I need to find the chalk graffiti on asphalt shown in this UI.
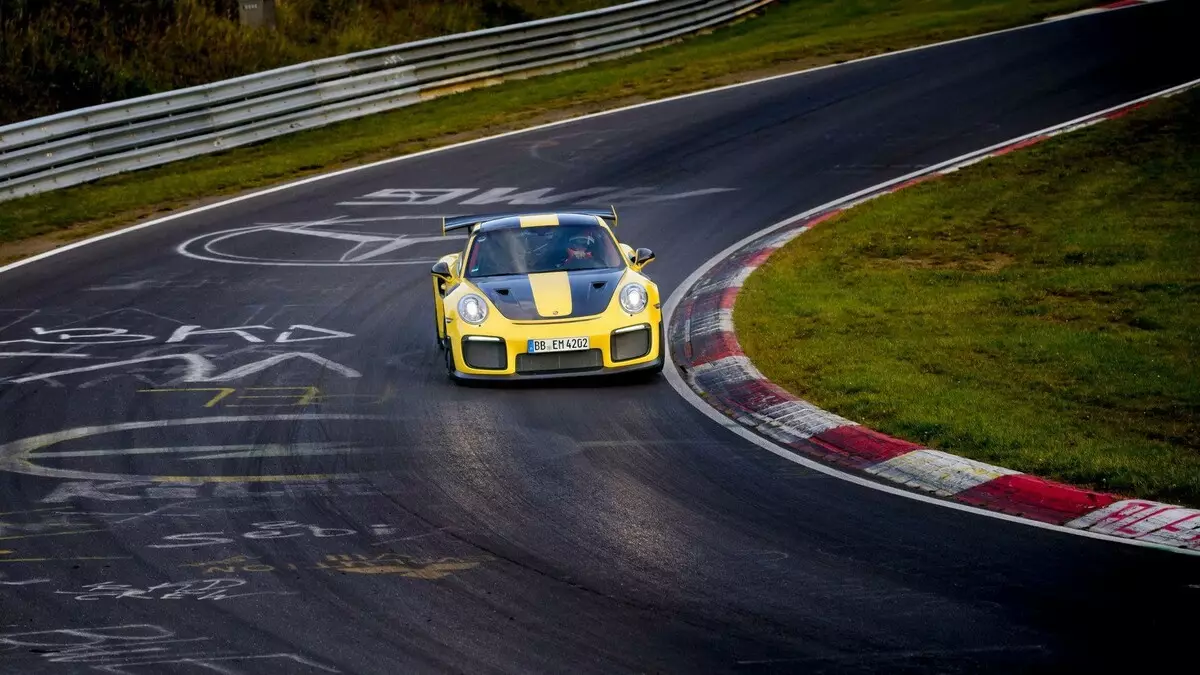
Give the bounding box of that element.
[0,327,154,346]
[149,521,357,549]
[0,502,263,535]
[38,479,384,503]
[1,350,362,386]
[0,323,353,347]
[0,571,51,585]
[0,415,385,483]
[138,384,395,408]
[81,274,366,293]
[0,309,360,385]
[176,186,739,267]
[54,577,294,602]
[336,186,738,206]
[0,508,97,537]
[183,551,489,580]
[0,623,339,672]
[176,216,459,267]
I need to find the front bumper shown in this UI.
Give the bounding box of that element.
[448,320,663,380]
[451,352,664,381]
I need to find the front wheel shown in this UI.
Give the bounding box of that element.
[444,343,459,381]
[635,358,664,382]
[647,325,666,375]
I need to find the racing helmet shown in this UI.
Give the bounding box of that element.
[565,231,596,259]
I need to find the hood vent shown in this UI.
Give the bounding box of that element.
[473,268,623,320]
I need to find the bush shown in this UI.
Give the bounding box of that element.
[0,0,619,124]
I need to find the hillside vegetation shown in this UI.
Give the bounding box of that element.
[0,0,619,124]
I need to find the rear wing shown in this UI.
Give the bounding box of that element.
[441,206,618,235]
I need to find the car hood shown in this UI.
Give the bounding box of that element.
[470,268,626,320]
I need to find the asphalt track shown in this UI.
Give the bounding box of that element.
[1,3,1198,673]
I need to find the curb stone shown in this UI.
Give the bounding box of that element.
[1043,0,1168,22]
[668,78,1200,552]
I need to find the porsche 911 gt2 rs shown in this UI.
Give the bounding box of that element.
[431,208,663,381]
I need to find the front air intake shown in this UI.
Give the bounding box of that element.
[461,338,507,370]
[611,325,651,362]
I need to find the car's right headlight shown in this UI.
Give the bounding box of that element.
[458,294,489,325]
[619,283,648,314]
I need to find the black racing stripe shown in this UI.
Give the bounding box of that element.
[471,269,624,320]
[566,269,623,318]
[473,275,540,320]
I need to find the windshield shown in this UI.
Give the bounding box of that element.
[465,223,625,277]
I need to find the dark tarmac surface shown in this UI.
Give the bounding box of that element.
[1,3,1197,673]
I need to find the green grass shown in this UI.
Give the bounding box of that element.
[736,89,1200,506]
[0,0,1095,259]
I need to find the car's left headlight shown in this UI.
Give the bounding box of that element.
[619,283,648,314]
[458,294,489,325]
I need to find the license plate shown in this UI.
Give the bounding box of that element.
[527,337,589,353]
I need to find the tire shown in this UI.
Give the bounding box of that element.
[444,343,460,382]
[633,358,664,383]
[647,323,666,375]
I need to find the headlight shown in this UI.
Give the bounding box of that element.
[619,283,648,314]
[457,294,489,325]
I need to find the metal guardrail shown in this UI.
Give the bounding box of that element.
[0,0,775,202]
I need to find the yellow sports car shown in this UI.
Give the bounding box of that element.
[431,208,663,381]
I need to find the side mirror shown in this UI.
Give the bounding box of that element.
[634,248,655,266]
[431,261,452,279]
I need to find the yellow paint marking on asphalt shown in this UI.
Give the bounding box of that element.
[138,386,392,409]
[314,384,396,405]
[0,550,11,555]
[227,386,320,407]
[336,562,482,579]
[0,529,102,541]
[139,387,237,407]
[519,214,559,228]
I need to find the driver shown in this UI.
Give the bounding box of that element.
[561,230,597,266]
